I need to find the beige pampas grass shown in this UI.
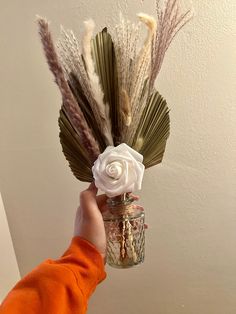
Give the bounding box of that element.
[37,16,101,162]
[137,13,157,52]
[125,13,157,144]
[120,89,132,126]
[133,137,144,151]
[112,13,141,113]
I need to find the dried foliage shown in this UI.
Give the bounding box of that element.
[149,0,193,90]
[133,90,170,168]
[37,17,100,164]
[37,0,192,182]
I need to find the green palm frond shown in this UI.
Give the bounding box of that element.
[132,90,170,168]
[91,28,120,144]
[59,109,93,182]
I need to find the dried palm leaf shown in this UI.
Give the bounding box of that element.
[91,28,120,144]
[132,90,170,168]
[82,20,113,146]
[59,108,93,181]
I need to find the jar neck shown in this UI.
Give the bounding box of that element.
[107,193,134,214]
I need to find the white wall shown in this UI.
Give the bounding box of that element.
[0,0,235,313]
[0,194,20,302]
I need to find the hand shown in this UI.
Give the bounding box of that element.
[74,182,107,259]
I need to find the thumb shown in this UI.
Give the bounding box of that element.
[80,182,99,218]
[87,181,98,193]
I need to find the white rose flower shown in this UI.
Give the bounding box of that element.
[92,143,145,197]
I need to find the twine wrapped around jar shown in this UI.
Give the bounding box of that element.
[102,193,145,268]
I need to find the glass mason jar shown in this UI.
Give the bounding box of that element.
[102,193,145,268]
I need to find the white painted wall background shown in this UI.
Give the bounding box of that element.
[0,0,235,313]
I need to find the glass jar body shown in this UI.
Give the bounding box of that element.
[102,195,145,268]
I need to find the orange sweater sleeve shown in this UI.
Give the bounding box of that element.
[0,237,106,314]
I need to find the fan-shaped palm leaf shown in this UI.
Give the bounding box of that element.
[132,90,170,168]
[59,108,93,182]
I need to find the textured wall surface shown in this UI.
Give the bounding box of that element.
[0,0,236,313]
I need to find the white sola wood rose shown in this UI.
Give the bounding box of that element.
[92,143,145,197]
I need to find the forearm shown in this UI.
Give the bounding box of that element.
[0,237,106,314]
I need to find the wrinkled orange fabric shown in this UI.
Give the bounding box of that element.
[0,237,106,314]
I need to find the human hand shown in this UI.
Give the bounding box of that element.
[74,183,147,261]
[74,182,107,259]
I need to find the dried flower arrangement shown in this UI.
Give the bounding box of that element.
[37,0,193,267]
